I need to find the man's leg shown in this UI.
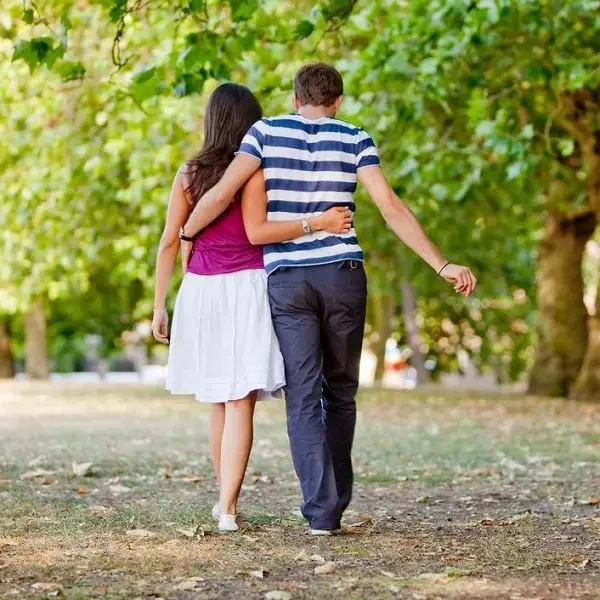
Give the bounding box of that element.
[268,268,339,531]
[319,261,367,516]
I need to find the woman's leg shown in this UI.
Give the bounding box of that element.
[209,403,226,486]
[219,393,257,515]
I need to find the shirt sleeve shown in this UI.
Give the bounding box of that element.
[356,129,380,169]
[237,119,268,162]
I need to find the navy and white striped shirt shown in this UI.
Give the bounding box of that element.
[238,114,380,275]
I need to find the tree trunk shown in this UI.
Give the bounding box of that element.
[0,318,14,378]
[370,293,395,383]
[401,281,430,384]
[528,207,595,396]
[24,299,50,380]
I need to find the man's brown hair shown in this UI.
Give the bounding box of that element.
[293,63,344,107]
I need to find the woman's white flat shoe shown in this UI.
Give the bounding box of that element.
[218,513,240,532]
[212,503,220,521]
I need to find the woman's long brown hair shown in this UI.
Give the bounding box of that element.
[185,83,263,208]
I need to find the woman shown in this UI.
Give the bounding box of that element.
[151,83,352,532]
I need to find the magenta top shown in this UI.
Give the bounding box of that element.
[183,169,264,276]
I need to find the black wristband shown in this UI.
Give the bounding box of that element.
[179,227,195,242]
[437,261,450,277]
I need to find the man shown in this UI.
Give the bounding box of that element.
[181,63,477,534]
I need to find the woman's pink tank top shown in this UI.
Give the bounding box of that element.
[183,168,264,276]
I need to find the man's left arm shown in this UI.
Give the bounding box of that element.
[357,165,477,297]
[182,153,260,237]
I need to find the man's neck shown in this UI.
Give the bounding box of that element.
[297,105,335,120]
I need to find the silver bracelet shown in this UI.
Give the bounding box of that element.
[153,308,166,312]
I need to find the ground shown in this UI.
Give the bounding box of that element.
[1,383,599,600]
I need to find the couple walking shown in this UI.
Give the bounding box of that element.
[152,63,476,534]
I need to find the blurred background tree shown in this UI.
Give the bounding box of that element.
[2,0,599,400]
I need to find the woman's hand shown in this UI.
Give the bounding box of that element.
[151,309,169,344]
[312,206,353,234]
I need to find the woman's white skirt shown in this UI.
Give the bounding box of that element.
[166,269,285,403]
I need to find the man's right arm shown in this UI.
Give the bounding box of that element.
[357,165,477,297]
[183,153,260,237]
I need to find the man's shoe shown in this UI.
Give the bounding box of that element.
[309,528,342,536]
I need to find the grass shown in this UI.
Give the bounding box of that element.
[1,382,600,599]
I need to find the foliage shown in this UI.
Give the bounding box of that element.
[7,0,600,381]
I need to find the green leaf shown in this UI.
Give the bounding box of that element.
[109,0,128,22]
[228,0,258,22]
[133,65,157,85]
[56,60,86,81]
[12,40,38,72]
[131,66,167,102]
[173,71,207,97]
[295,20,315,39]
[61,13,73,31]
[184,0,204,12]
[23,9,34,24]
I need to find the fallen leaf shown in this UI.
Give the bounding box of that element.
[347,518,372,528]
[31,583,60,592]
[173,577,204,591]
[176,528,195,538]
[310,554,325,564]
[294,550,310,562]
[88,505,115,516]
[109,484,131,494]
[76,486,88,495]
[380,570,396,578]
[126,529,156,538]
[250,569,268,579]
[587,496,599,505]
[480,518,495,526]
[571,558,591,570]
[72,462,93,477]
[314,562,336,575]
[417,572,447,581]
[20,469,55,481]
[176,524,204,538]
[265,592,291,600]
[416,495,430,504]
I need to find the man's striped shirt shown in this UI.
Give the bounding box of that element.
[238,114,380,275]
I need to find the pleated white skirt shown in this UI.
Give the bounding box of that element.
[166,269,285,403]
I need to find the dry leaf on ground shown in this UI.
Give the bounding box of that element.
[20,469,55,481]
[109,484,131,494]
[250,569,268,579]
[126,529,156,538]
[173,577,204,591]
[72,462,93,477]
[314,562,336,575]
